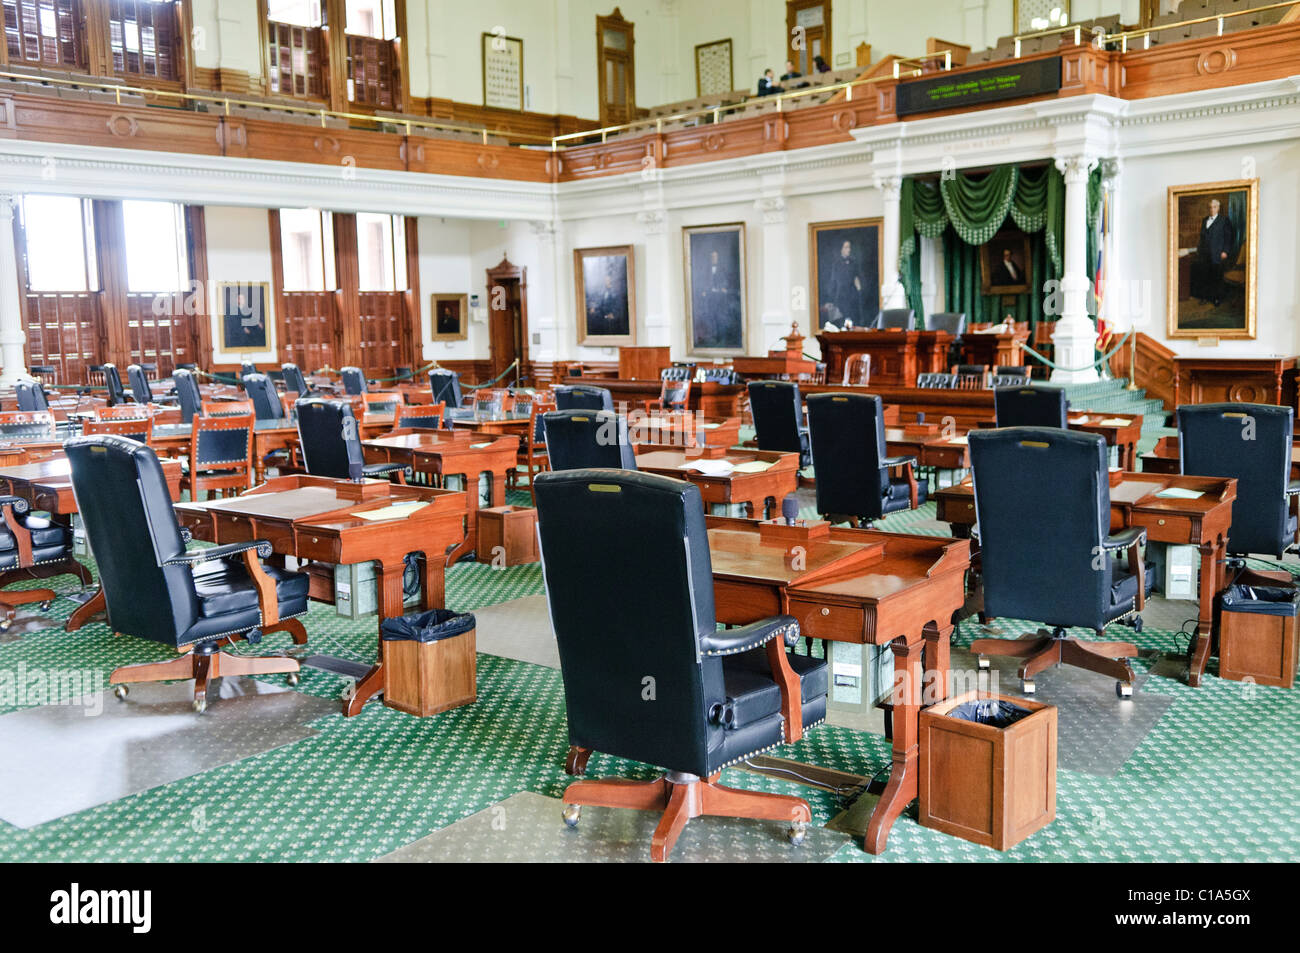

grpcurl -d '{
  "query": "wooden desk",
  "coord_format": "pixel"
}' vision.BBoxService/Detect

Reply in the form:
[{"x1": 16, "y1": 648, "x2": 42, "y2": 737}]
[
  {"x1": 0, "y1": 455, "x2": 182, "y2": 516},
  {"x1": 961, "y1": 329, "x2": 1028, "y2": 368},
  {"x1": 361, "y1": 430, "x2": 518, "y2": 562},
  {"x1": 1066, "y1": 413, "x2": 1144, "y2": 471},
  {"x1": 934, "y1": 472, "x2": 1236, "y2": 686},
  {"x1": 630, "y1": 414, "x2": 741, "y2": 449},
  {"x1": 706, "y1": 516, "x2": 970, "y2": 853},
  {"x1": 563, "y1": 376, "x2": 746, "y2": 417},
  {"x1": 815, "y1": 330, "x2": 952, "y2": 386},
  {"x1": 444, "y1": 408, "x2": 532, "y2": 437},
  {"x1": 884, "y1": 428, "x2": 970, "y2": 472},
  {"x1": 732, "y1": 353, "x2": 819, "y2": 380},
  {"x1": 174, "y1": 474, "x2": 468, "y2": 716},
  {"x1": 634, "y1": 447, "x2": 800, "y2": 519}
]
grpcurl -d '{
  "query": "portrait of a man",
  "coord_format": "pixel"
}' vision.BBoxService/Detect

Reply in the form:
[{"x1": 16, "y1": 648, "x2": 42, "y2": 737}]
[
  {"x1": 810, "y1": 219, "x2": 881, "y2": 330},
  {"x1": 218, "y1": 282, "x2": 269, "y2": 351},
  {"x1": 684, "y1": 225, "x2": 746, "y2": 353},
  {"x1": 1168, "y1": 179, "x2": 1257, "y2": 339},
  {"x1": 431, "y1": 294, "x2": 468, "y2": 341},
  {"x1": 980, "y1": 233, "x2": 1033, "y2": 295},
  {"x1": 575, "y1": 247, "x2": 635, "y2": 345}
]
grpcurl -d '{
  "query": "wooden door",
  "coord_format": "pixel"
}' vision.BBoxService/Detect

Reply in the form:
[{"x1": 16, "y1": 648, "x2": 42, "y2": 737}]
[
  {"x1": 486, "y1": 257, "x2": 527, "y2": 385},
  {"x1": 596, "y1": 8, "x2": 635, "y2": 127},
  {"x1": 786, "y1": 0, "x2": 831, "y2": 76}
]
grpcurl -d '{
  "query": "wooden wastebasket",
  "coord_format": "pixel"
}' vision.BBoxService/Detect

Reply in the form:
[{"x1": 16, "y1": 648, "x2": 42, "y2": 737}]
[
  {"x1": 919, "y1": 691, "x2": 1057, "y2": 850},
  {"x1": 476, "y1": 505, "x2": 539, "y2": 566},
  {"x1": 1219, "y1": 588, "x2": 1299, "y2": 688},
  {"x1": 381, "y1": 611, "x2": 477, "y2": 717}
]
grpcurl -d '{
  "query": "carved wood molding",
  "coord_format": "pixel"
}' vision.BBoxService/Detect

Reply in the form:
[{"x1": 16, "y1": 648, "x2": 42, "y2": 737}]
[
  {"x1": 1196, "y1": 47, "x2": 1238, "y2": 74},
  {"x1": 106, "y1": 114, "x2": 139, "y2": 138}
]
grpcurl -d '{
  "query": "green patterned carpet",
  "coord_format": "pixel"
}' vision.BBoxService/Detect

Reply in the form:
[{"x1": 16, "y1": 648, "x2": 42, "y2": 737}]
[{"x1": 1, "y1": 488, "x2": 1297, "y2": 862}]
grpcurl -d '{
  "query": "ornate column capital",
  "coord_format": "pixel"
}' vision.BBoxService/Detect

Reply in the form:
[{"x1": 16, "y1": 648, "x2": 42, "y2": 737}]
[
  {"x1": 1097, "y1": 157, "x2": 1121, "y2": 184},
  {"x1": 873, "y1": 174, "x2": 903, "y2": 201},
  {"x1": 636, "y1": 209, "x2": 667, "y2": 235},
  {"x1": 754, "y1": 195, "x2": 787, "y2": 225},
  {"x1": 1054, "y1": 154, "x2": 1098, "y2": 185}
]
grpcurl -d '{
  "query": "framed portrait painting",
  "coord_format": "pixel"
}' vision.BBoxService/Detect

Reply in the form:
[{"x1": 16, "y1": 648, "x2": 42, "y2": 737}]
[
  {"x1": 1167, "y1": 178, "x2": 1258, "y2": 339},
  {"x1": 980, "y1": 231, "x2": 1033, "y2": 296},
  {"x1": 574, "y1": 246, "x2": 636, "y2": 347},
  {"x1": 683, "y1": 224, "x2": 746, "y2": 355},
  {"x1": 809, "y1": 218, "x2": 881, "y2": 330},
  {"x1": 216, "y1": 281, "x2": 270, "y2": 352},
  {"x1": 431, "y1": 294, "x2": 469, "y2": 341}
]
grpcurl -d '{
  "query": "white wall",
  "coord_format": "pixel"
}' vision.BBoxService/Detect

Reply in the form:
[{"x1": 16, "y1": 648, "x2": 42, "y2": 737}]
[{"x1": 204, "y1": 206, "x2": 278, "y2": 367}]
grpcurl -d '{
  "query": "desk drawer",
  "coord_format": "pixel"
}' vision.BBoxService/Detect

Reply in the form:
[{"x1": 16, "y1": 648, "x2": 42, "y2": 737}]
[
  {"x1": 788, "y1": 598, "x2": 866, "y2": 643},
  {"x1": 1131, "y1": 512, "x2": 1195, "y2": 543}
]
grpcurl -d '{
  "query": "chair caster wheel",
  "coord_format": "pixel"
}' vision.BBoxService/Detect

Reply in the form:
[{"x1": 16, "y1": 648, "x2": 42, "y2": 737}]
[
  {"x1": 0, "y1": 619, "x2": 10, "y2": 632},
  {"x1": 1020, "y1": 678, "x2": 1036, "y2": 695},
  {"x1": 788, "y1": 821, "x2": 808, "y2": 846},
  {"x1": 977, "y1": 656, "x2": 990, "y2": 671},
  {"x1": 286, "y1": 672, "x2": 300, "y2": 687},
  {"x1": 1131, "y1": 616, "x2": 1143, "y2": 634},
  {"x1": 1117, "y1": 681, "x2": 1134, "y2": 699},
  {"x1": 113, "y1": 684, "x2": 128, "y2": 701},
  {"x1": 192, "y1": 698, "x2": 207, "y2": 713},
  {"x1": 562, "y1": 805, "x2": 581, "y2": 828},
  {"x1": 40, "y1": 600, "x2": 53, "y2": 611}
]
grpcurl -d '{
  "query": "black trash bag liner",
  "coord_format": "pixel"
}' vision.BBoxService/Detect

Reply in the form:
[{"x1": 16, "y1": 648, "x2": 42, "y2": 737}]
[
  {"x1": 380, "y1": 608, "x2": 475, "y2": 643},
  {"x1": 1219, "y1": 584, "x2": 1300, "y2": 617},
  {"x1": 946, "y1": 699, "x2": 1033, "y2": 729}
]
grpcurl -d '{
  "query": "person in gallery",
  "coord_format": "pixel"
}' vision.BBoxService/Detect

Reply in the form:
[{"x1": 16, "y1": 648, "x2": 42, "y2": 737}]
[
  {"x1": 780, "y1": 60, "x2": 802, "y2": 81},
  {"x1": 823, "y1": 238, "x2": 866, "y2": 328},
  {"x1": 1190, "y1": 197, "x2": 1234, "y2": 307},
  {"x1": 757, "y1": 69, "x2": 783, "y2": 96},
  {"x1": 813, "y1": 55, "x2": 831, "y2": 73}
]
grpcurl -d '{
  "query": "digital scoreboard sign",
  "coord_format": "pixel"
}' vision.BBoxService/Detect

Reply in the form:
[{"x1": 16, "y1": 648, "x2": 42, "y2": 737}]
[{"x1": 895, "y1": 57, "x2": 1062, "y2": 117}]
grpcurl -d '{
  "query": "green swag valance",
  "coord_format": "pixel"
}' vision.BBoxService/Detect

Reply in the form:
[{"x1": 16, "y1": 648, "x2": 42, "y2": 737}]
[{"x1": 899, "y1": 162, "x2": 1067, "y2": 279}]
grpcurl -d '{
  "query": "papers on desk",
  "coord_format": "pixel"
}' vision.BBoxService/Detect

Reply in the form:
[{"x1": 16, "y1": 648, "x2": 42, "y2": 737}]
[
  {"x1": 701, "y1": 423, "x2": 721, "y2": 430},
  {"x1": 680, "y1": 460, "x2": 734, "y2": 476},
  {"x1": 732, "y1": 461, "x2": 773, "y2": 474},
  {"x1": 1099, "y1": 417, "x2": 1132, "y2": 427},
  {"x1": 1155, "y1": 487, "x2": 1204, "y2": 500},
  {"x1": 355, "y1": 501, "x2": 429, "y2": 522},
  {"x1": 470, "y1": 442, "x2": 492, "y2": 449},
  {"x1": 1069, "y1": 416, "x2": 1091, "y2": 425},
  {"x1": 946, "y1": 436, "x2": 969, "y2": 446}
]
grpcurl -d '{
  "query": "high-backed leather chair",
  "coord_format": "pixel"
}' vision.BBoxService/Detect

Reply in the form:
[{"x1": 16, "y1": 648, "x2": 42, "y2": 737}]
[
  {"x1": 879, "y1": 308, "x2": 915, "y2": 330},
  {"x1": 281, "y1": 362, "x2": 312, "y2": 397},
  {"x1": 915, "y1": 372, "x2": 956, "y2": 389},
  {"x1": 99, "y1": 363, "x2": 129, "y2": 406},
  {"x1": 951, "y1": 364, "x2": 988, "y2": 390},
  {"x1": 65, "y1": 436, "x2": 309, "y2": 712},
  {"x1": 1178, "y1": 403, "x2": 1298, "y2": 559},
  {"x1": 183, "y1": 409, "x2": 254, "y2": 500},
  {"x1": 239, "y1": 361, "x2": 257, "y2": 389},
  {"x1": 747, "y1": 380, "x2": 810, "y2": 468},
  {"x1": 542, "y1": 410, "x2": 636, "y2": 471},
  {"x1": 534, "y1": 468, "x2": 826, "y2": 862},
  {"x1": 0, "y1": 492, "x2": 85, "y2": 633},
  {"x1": 14, "y1": 379, "x2": 49, "y2": 412},
  {"x1": 395, "y1": 403, "x2": 445, "y2": 430},
  {"x1": 341, "y1": 366, "x2": 368, "y2": 396},
  {"x1": 806, "y1": 393, "x2": 925, "y2": 525},
  {"x1": 429, "y1": 369, "x2": 463, "y2": 408},
  {"x1": 994, "y1": 384, "x2": 1068, "y2": 428},
  {"x1": 642, "y1": 377, "x2": 691, "y2": 413},
  {"x1": 553, "y1": 384, "x2": 614, "y2": 412},
  {"x1": 126, "y1": 364, "x2": 154, "y2": 405},
  {"x1": 172, "y1": 368, "x2": 202, "y2": 424},
  {"x1": 242, "y1": 373, "x2": 286, "y2": 422},
  {"x1": 968, "y1": 427, "x2": 1150, "y2": 696},
  {"x1": 295, "y1": 398, "x2": 409, "y2": 482},
  {"x1": 925, "y1": 311, "x2": 967, "y2": 337}
]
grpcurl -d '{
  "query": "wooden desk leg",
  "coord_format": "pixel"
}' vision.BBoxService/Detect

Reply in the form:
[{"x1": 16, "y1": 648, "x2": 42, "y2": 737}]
[
  {"x1": 421, "y1": 554, "x2": 448, "y2": 610},
  {"x1": 65, "y1": 587, "x2": 106, "y2": 632},
  {"x1": 1188, "y1": 537, "x2": 1224, "y2": 687},
  {"x1": 342, "y1": 558, "x2": 408, "y2": 717},
  {"x1": 922, "y1": 621, "x2": 952, "y2": 703},
  {"x1": 446, "y1": 472, "x2": 478, "y2": 565},
  {"x1": 864, "y1": 632, "x2": 923, "y2": 854}
]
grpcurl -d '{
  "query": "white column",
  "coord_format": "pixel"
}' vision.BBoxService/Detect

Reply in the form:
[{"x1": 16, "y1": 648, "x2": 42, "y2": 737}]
[
  {"x1": 528, "y1": 219, "x2": 561, "y2": 362},
  {"x1": 1050, "y1": 155, "x2": 1100, "y2": 384},
  {"x1": 876, "y1": 174, "x2": 906, "y2": 309},
  {"x1": 755, "y1": 194, "x2": 793, "y2": 354},
  {"x1": 636, "y1": 209, "x2": 673, "y2": 352},
  {"x1": 0, "y1": 196, "x2": 27, "y2": 387}
]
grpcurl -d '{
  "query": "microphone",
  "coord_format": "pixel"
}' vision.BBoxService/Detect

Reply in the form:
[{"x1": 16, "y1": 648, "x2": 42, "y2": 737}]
[
  {"x1": 348, "y1": 460, "x2": 364, "y2": 483},
  {"x1": 781, "y1": 495, "x2": 800, "y2": 527}
]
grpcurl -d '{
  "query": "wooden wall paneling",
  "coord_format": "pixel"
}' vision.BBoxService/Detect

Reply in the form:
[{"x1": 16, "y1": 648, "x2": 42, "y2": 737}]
[
  {"x1": 400, "y1": 135, "x2": 552, "y2": 180},
  {"x1": 660, "y1": 116, "x2": 768, "y2": 170},
  {"x1": 415, "y1": 97, "x2": 599, "y2": 142},
  {"x1": 402, "y1": 215, "x2": 421, "y2": 369},
  {"x1": 91, "y1": 199, "x2": 132, "y2": 369},
  {"x1": 332, "y1": 212, "x2": 361, "y2": 369},
  {"x1": 357, "y1": 291, "x2": 406, "y2": 372},
  {"x1": 185, "y1": 205, "x2": 210, "y2": 366},
  {"x1": 236, "y1": 118, "x2": 406, "y2": 170},
  {"x1": 1119, "y1": 22, "x2": 1300, "y2": 99},
  {"x1": 6, "y1": 93, "x2": 222, "y2": 155},
  {"x1": 555, "y1": 134, "x2": 656, "y2": 179},
  {"x1": 270, "y1": 210, "x2": 339, "y2": 374}
]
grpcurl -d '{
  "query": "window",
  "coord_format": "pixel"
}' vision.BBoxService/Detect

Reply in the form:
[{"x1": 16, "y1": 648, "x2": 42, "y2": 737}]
[
  {"x1": 345, "y1": 0, "x2": 395, "y2": 40},
  {"x1": 279, "y1": 208, "x2": 336, "y2": 291},
  {"x1": 267, "y1": 0, "x2": 326, "y2": 99},
  {"x1": 20, "y1": 195, "x2": 97, "y2": 292},
  {"x1": 107, "y1": 0, "x2": 179, "y2": 82},
  {"x1": 122, "y1": 200, "x2": 187, "y2": 292},
  {"x1": 3, "y1": 0, "x2": 84, "y2": 68},
  {"x1": 356, "y1": 213, "x2": 406, "y2": 291},
  {"x1": 266, "y1": 0, "x2": 322, "y2": 28}
]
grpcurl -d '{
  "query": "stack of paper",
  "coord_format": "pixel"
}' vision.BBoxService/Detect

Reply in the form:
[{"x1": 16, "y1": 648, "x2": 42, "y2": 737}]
[
  {"x1": 355, "y1": 501, "x2": 430, "y2": 522},
  {"x1": 680, "y1": 459, "x2": 735, "y2": 476}
]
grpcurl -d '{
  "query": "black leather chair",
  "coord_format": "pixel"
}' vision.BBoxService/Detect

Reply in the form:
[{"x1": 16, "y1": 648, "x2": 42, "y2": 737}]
[
  {"x1": 341, "y1": 366, "x2": 368, "y2": 396},
  {"x1": 98, "y1": 363, "x2": 129, "y2": 406},
  {"x1": 1178, "y1": 403, "x2": 1299, "y2": 560},
  {"x1": 14, "y1": 379, "x2": 49, "y2": 412},
  {"x1": 916, "y1": 372, "x2": 956, "y2": 389},
  {"x1": 65, "y1": 436, "x2": 309, "y2": 712},
  {"x1": 806, "y1": 393, "x2": 926, "y2": 525},
  {"x1": 534, "y1": 468, "x2": 826, "y2": 862},
  {"x1": 239, "y1": 361, "x2": 257, "y2": 389},
  {"x1": 295, "y1": 398, "x2": 409, "y2": 482},
  {"x1": 243, "y1": 373, "x2": 286, "y2": 422},
  {"x1": 747, "y1": 380, "x2": 810, "y2": 469},
  {"x1": 988, "y1": 372, "x2": 1031, "y2": 388},
  {"x1": 542, "y1": 410, "x2": 636, "y2": 471},
  {"x1": 925, "y1": 311, "x2": 967, "y2": 337},
  {"x1": 394, "y1": 366, "x2": 413, "y2": 381},
  {"x1": 126, "y1": 364, "x2": 153, "y2": 405},
  {"x1": 968, "y1": 427, "x2": 1150, "y2": 696},
  {"x1": 553, "y1": 384, "x2": 614, "y2": 412},
  {"x1": 281, "y1": 362, "x2": 313, "y2": 397},
  {"x1": 429, "y1": 368, "x2": 463, "y2": 408},
  {"x1": 172, "y1": 368, "x2": 202, "y2": 424},
  {"x1": 879, "y1": 308, "x2": 915, "y2": 330},
  {"x1": 0, "y1": 492, "x2": 87, "y2": 633},
  {"x1": 994, "y1": 384, "x2": 1068, "y2": 428}
]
